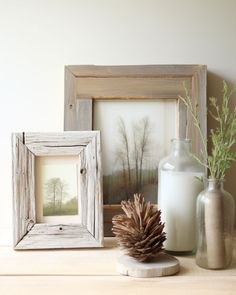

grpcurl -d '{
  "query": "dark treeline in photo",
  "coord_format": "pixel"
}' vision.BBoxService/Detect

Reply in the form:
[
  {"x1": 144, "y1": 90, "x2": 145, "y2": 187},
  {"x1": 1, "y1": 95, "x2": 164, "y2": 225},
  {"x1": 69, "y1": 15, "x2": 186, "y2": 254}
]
[
  {"x1": 104, "y1": 116, "x2": 158, "y2": 204},
  {"x1": 43, "y1": 177, "x2": 78, "y2": 216}
]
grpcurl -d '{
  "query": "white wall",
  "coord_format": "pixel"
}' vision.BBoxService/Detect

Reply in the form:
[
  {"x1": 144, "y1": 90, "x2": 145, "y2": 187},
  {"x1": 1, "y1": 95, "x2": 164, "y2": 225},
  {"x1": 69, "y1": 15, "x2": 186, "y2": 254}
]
[{"x1": 0, "y1": 0, "x2": 236, "y2": 245}]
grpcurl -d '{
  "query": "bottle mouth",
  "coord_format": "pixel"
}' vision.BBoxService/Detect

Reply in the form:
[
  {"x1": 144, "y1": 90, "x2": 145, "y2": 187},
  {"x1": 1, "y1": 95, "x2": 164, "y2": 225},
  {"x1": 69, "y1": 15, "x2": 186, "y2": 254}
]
[
  {"x1": 171, "y1": 138, "x2": 191, "y2": 153},
  {"x1": 207, "y1": 178, "x2": 225, "y2": 183}
]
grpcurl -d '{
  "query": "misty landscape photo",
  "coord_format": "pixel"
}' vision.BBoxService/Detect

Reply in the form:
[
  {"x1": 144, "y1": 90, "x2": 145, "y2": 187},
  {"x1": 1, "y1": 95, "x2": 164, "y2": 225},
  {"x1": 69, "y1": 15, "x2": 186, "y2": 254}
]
[
  {"x1": 42, "y1": 164, "x2": 78, "y2": 216},
  {"x1": 103, "y1": 116, "x2": 158, "y2": 203},
  {"x1": 94, "y1": 100, "x2": 176, "y2": 204}
]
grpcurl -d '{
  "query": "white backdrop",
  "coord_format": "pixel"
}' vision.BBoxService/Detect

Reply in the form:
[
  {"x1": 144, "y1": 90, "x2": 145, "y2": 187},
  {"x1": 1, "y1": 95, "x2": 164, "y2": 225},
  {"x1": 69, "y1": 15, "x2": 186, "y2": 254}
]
[{"x1": 0, "y1": 0, "x2": 236, "y2": 245}]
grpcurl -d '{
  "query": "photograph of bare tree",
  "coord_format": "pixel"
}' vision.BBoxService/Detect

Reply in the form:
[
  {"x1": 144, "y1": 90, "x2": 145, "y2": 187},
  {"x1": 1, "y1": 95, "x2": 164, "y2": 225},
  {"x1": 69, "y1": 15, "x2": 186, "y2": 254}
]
[
  {"x1": 94, "y1": 100, "x2": 176, "y2": 204},
  {"x1": 41, "y1": 164, "x2": 78, "y2": 216}
]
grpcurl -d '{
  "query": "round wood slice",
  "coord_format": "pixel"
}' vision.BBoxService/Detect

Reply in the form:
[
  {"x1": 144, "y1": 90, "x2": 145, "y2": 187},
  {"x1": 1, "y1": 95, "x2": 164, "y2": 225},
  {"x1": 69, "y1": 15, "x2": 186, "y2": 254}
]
[{"x1": 117, "y1": 253, "x2": 180, "y2": 278}]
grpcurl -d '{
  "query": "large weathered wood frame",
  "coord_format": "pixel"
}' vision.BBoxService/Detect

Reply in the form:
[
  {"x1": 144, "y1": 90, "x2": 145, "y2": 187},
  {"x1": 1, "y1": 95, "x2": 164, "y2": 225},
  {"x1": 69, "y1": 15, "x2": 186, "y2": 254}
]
[
  {"x1": 64, "y1": 65, "x2": 207, "y2": 236},
  {"x1": 12, "y1": 131, "x2": 103, "y2": 249}
]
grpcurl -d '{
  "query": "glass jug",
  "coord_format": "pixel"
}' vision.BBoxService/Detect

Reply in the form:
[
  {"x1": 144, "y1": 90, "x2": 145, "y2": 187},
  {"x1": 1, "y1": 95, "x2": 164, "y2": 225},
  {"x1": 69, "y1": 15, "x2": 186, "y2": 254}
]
[{"x1": 158, "y1": 138, "x2": 204, "y2": 252}]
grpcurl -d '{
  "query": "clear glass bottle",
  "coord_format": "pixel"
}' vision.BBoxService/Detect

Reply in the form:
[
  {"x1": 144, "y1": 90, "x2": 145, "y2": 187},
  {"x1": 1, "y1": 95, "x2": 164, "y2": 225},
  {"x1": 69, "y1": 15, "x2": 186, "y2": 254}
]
[
  {"x1": 196, "y1": 179, "x2": 235, "y2": 269},
  {"x1": 158, "y1": 138, "x2": 205, "y2": 253}
]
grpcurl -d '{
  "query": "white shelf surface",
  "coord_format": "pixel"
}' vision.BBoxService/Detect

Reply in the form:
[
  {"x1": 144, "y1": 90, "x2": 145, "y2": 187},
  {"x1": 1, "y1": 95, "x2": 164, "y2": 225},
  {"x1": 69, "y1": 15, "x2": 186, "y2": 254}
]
[{"x1": 0, "y1": 238, "x2": 235, "y2": 295}]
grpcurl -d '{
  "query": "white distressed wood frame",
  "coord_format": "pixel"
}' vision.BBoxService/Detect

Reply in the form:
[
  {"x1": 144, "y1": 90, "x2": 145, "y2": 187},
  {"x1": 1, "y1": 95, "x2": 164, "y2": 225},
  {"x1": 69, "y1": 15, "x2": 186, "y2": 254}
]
[
  {"x1": 64, "y1": 65, "x2": 207, "y2": 236},
  {"x1": 12, "y1": 131, "x2": 103, "y2": 249}
]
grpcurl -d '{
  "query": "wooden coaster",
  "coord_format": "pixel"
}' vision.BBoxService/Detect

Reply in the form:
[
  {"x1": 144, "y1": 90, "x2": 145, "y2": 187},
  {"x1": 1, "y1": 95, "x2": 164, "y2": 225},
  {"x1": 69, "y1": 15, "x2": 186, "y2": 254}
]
[{"x1": 117, "y1": 253, "x2": 180, "y2": 278}]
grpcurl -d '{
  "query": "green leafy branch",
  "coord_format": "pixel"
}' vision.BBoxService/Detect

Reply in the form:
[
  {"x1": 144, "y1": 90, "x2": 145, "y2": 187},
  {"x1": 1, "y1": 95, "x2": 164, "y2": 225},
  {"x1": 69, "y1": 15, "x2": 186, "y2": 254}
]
[{"x1": 179, "y1": 81, "x2": 236, "y2": 180}]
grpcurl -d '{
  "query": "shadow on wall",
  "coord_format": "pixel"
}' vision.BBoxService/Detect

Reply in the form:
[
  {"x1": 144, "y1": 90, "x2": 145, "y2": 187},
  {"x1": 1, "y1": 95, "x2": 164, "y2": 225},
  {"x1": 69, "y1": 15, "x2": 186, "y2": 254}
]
[{"x1": 207, "y1": 72, "x2": 236, "y2": 227}]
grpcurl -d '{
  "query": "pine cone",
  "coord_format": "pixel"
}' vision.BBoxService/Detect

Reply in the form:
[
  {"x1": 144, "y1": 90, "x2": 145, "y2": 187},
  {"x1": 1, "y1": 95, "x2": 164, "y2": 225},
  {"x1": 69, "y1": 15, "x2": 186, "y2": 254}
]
[{"x1": 112, "y1": 194, "x2": 166, "y2": 262}]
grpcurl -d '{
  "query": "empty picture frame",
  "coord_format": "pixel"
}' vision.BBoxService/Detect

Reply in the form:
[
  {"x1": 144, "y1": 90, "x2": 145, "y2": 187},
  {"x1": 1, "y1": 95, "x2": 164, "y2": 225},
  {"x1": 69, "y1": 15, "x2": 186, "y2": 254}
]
[
  {"x1": 64, "y1": 65, "x2": 207, "y2": 236},
  {"x1": 12, "y1": 131, "x2": 103, "y2": 249}
]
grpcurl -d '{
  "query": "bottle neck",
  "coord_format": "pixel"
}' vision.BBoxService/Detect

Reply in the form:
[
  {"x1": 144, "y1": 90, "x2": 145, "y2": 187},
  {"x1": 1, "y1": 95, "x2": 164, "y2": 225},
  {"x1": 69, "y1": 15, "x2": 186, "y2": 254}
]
[
  {"x1": 171, "y1": 139, "x2": 191, "y2": 157},
  {"x1": 207, "y1": 179, "x2": 224, "y2": 191}
]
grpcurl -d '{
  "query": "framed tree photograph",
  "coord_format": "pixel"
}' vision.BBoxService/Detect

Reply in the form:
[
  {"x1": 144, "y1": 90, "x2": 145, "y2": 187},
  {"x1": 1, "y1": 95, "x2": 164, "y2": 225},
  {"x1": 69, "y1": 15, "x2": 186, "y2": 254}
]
[
  {"x1": 64, "y1": 65, "x2": 207, "y2": 235},
  {"x1": 12, "y1": 131, "x2": 103, "y2": 249},
  {"x1": 93, "y1": 100, "x2": 175, "y2": 205},
  {"x1": 36, "y1": 156, "x2": 80, "y2": 224}
]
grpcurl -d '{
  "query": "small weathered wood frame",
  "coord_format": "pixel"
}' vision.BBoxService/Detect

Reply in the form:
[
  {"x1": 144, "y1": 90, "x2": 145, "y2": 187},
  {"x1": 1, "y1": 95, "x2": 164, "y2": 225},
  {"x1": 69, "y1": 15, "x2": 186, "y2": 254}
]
[
  {"x1": 12, "y1": 131, "x2": 103, "y2": 249},
  {"x1": 64, "y1": 65, "x2": 207, "y2": 236}
]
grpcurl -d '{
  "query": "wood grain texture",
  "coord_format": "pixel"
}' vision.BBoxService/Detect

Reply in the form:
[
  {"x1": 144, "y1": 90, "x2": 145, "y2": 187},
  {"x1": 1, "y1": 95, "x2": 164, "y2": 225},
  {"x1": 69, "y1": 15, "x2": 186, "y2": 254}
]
[
  {"x1": 0, "y1": 237, "x2": 235, "y2": 275},
  {"x1": 117, "y1": 253, "x2": 180, "y2": 277},
  {"x1": 67, "y1": 64, "x2": 206, "y2": 77},
  {"x1": 75, "y1": 98, "x2": 93, "y2": 130},
  {"x1": 0, "y1": 276, "x2": 235, "y2": 295},
  {"x1": 24, "y1": 131, "x2": 96, "y2": 156},
  {"x1": 64, "y1": 65, "x2": 207, "y2": 236},
  {"x1": 12, "y1": 131, "x2": 103, "y2": 249},
  {"x1": 64, "y1": 67, "x2": 78, "y2": 131},
  {"x1": 103, "y1": 205, "x2": 124, "y2": 236},
  {"x1": 193, "y1": 66, "x2": 207, "y2": 156},
  {"x1": 15, "y1": 224, "x2": 101, "y2": 249},
  {"x1": 0, "y1": 237, "x2": 235, "y2": 295},
  {"x1": 75, "y1": 77, "x2": 192, "y2": 99},
  {"x1": 12, "y1": 134, "x2": 36, "y2": 247}
]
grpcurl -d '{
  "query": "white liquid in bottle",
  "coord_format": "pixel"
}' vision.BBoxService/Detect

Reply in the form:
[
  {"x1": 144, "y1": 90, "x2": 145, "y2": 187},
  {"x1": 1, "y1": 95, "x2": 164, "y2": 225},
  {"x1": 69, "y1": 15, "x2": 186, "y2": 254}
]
[{"x1": 158, "y1": 170, "x2": 204, "y2": 252}]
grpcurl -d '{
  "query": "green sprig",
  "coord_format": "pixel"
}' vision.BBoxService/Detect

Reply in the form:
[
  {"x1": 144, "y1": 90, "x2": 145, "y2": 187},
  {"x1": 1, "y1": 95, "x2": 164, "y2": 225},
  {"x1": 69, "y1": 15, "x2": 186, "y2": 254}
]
[{"x1": 179, "y1": 81, "x2": 236, "y2": 180}]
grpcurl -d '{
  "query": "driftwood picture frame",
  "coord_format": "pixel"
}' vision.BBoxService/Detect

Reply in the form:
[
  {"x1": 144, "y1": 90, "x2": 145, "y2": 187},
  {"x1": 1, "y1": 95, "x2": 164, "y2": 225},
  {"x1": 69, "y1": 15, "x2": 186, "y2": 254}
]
[
  {"x1": 12, "y1": 131, "x2": 103, "y2": 249},
  {"x1": 64, "y1": 65, "x2": 207, "y2": 236}
]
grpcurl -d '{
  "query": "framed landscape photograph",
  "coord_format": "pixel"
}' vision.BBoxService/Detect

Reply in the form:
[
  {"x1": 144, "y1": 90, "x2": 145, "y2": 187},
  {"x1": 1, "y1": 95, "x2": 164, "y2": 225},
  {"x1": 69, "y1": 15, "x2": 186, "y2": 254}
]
[
  {"x1": 36, "y1": 156, "x2": 80, "y2": 224},
  {"x1": 93, "y1": 99, "x2": 176, "y2": 205},
  {"x1": 64, "y1": 64, "x2": 207, "y2": 235},
  {"x1": 12, "y1": 131, "x2": 103, "y2": 249}
]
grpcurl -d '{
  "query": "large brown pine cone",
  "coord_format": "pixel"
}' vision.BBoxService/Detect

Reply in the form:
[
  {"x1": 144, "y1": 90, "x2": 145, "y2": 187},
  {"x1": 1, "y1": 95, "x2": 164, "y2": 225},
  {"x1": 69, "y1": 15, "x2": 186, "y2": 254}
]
[{"x1": 112, "y1": 194, "x2": 166, "y2": 262}]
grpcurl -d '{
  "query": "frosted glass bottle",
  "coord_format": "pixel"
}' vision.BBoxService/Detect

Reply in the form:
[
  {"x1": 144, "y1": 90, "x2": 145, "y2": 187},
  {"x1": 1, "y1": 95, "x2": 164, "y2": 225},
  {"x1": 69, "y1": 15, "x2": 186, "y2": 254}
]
[
  {"x1": 158, "y1": 139, "x2": 204, "y2": 253},
  {"x1": 196, "y1": 179, "x2": 235, "y2": 269}
]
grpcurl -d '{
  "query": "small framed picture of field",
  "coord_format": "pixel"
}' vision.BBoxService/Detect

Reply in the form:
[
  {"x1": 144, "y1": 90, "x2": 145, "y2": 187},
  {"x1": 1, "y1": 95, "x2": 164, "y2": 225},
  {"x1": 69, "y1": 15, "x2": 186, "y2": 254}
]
[
  {"x1": 12, "y1": 131, "x2": 103, "y2": 249},
  {"x1": 36, "y1": 156, "x2": 80, "y2": 224}
]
